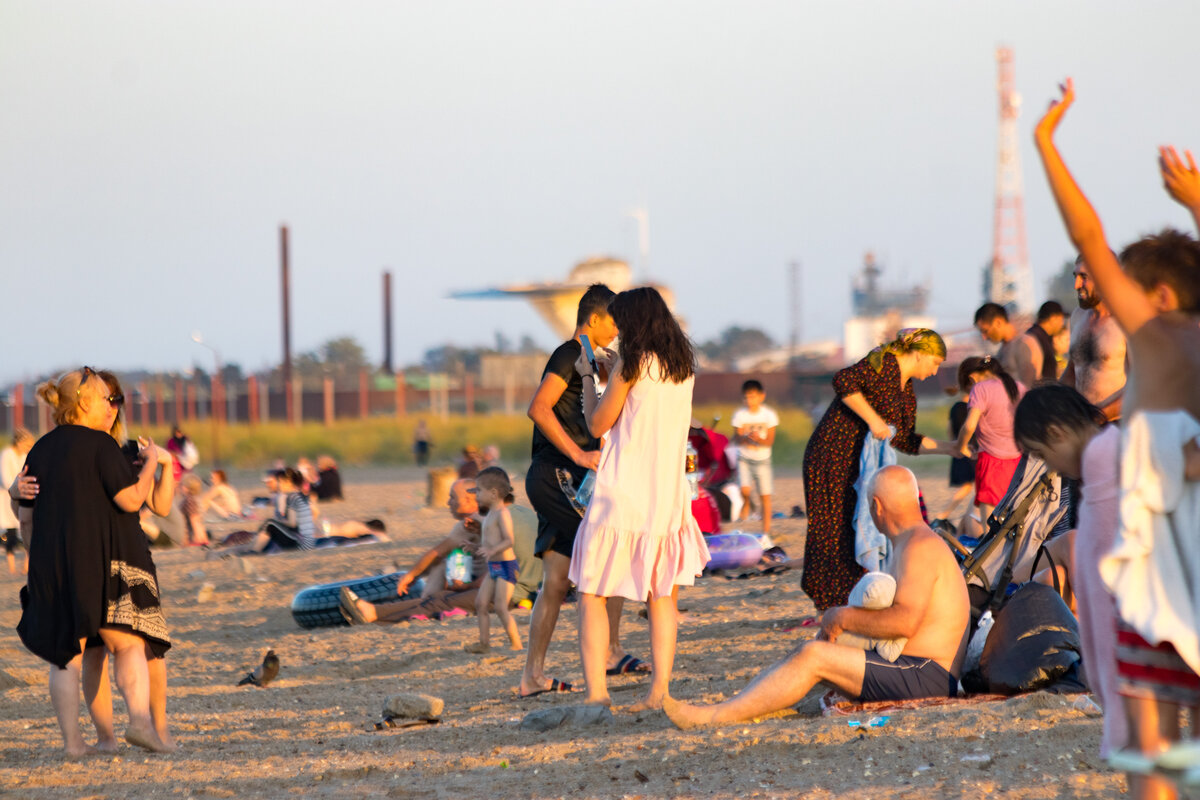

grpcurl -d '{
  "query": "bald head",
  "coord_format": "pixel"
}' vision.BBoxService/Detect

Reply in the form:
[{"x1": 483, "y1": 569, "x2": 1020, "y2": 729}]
[
  {"x1": 866, "y1": 465, "x2": 924, "y2": 535},
  {"x1": 447, "y1": 478, "x2": 479, "y2": 518}
]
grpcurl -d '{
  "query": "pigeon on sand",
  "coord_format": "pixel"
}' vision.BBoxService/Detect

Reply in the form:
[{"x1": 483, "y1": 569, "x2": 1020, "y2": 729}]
[{"x1": 237, "y1": 649, "x2": 280, "y2": 687}]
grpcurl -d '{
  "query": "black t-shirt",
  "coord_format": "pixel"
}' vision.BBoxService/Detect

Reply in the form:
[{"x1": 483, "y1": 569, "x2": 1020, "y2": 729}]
[{"x1": 530, "y1": 339, "x2": 600, "y2": 467}]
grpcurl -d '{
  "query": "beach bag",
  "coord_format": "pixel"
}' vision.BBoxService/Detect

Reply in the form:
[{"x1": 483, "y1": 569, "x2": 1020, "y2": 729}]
[{"x1": 969, "y1": 581, "x2": 1080, "y2": 695}]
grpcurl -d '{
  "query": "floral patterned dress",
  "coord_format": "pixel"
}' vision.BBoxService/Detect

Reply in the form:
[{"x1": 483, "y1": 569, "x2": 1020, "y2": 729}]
[{"x1": 801, "y1": 353, "x2": 923, "y2": 611}]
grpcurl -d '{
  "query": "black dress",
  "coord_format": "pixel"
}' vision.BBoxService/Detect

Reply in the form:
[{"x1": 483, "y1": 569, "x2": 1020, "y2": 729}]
[{"x1": 17, "y1": 426, "x2": 171, "y2": 669}]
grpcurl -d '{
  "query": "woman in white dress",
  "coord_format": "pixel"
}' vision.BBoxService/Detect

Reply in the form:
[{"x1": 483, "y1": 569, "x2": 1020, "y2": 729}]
[{"x1": 569, "y1": 287, "x2": 710, "y2": 710}]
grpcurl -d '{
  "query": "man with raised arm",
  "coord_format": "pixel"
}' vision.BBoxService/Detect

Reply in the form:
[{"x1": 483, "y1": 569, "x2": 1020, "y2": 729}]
[
  {"x1": 1060, "y1": 254, "x2": 1127, "y2": 422},
  {"x1": 665, "y1": 465, "x2": 969, "y2": 729},
  {"x1": 1035, "y1": 78, "x2": 1200, "y2": 800},
  {"x1": 519, "y1": 284, "x2": 650, "y2": 698}
]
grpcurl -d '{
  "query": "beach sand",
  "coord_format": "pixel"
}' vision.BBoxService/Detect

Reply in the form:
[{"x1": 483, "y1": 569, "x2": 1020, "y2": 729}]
[{"x1": 0, "y1": 469, "x2": 1122, "y2": 798}]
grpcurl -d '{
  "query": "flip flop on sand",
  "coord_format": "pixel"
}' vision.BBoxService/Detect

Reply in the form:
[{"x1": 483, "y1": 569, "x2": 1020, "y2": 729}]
[
  {"x1": 606, "y1": 655, "x2": 651, "y2": 675},
  {"x1": 339, "y1": 587, "x2": 369, "y2": 625},
  {"x1": 519, "y1": 678, "x2": 575, "y2": 698}
]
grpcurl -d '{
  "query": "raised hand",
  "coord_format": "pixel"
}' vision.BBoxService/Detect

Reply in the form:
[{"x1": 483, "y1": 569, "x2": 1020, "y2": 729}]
[
  {"x1": 1034, "y1": 78, "x2": 1075, "y2": 141},
  {"x1": 1160, "y1": 146, "x2": 1200, "y2": 212}
]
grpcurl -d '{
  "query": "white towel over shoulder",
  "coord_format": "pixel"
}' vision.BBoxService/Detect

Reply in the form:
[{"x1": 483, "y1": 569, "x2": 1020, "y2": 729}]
[{"x1": 1099, "y1": 410, "x2": 1200, "y2": 675}]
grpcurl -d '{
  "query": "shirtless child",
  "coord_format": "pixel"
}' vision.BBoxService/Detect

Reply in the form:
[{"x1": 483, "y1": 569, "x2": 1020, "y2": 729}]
[
  {"x1": 1061, "y1": 254, "x2": 1127, "y2": 421},
  {"x1": 665, "y1": 466, "x2": 969, "y2": 729},
  {"x1": 1036, "y1": 79, "x2": 1200, "y2": 799},
  {"x1": 465, "y1": 467, "x2": 522, "y2": 653}
]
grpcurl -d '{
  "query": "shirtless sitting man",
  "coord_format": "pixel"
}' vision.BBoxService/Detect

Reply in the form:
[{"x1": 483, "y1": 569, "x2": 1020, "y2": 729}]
[
  {"x1": 1061, "y1": 254, "x2": 1127, "y2": 422},
  {"x1": 665, "y1": 465, "x2": 969, "y2": 729},
  {"x1": 340, "y1": 477, "x2": 540, "y2": 624}
]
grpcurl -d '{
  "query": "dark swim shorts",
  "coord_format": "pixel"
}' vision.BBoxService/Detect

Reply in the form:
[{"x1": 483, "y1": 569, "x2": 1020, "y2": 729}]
[
  {"x1": 525, "y1": 461, "x2": 588, "y2": 559},
  {"x1": 487, "y1": 559, "x2": 519, "y2": 585},
  {"x1": 857, "y1": 652, "x2": 958, "y2": 702}
]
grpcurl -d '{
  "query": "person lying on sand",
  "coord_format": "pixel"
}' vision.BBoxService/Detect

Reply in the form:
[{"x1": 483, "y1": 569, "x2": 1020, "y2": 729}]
[
  {"x1": 665, "y1": 465, "x2": 969, "y2": 729},
  {"x1": 340, "y1": 478, "x2": 540, "y2": 624}
]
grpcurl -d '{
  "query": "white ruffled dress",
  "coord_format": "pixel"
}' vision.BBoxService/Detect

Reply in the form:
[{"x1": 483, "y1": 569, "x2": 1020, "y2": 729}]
[{"x1": 568, "y1": 357, "x2": 710, "y2": 601}]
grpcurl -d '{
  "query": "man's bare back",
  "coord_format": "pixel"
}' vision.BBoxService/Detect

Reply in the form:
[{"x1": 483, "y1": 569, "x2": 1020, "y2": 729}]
[
  {"x1": 1067, "y1": 306, "x2": 1127, "y2": 416},
  {"x1": 879, "y1": 525, "x2": 970, "y2": 675}
]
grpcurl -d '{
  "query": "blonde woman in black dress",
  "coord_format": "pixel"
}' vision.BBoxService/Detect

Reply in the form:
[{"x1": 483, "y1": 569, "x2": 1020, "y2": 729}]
[{"x1": 16, "y1": 368, "x2": 173, "y2": 755}]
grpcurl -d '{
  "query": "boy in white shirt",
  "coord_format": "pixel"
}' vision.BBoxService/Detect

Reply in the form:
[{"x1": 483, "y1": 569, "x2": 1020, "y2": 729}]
[{"x1": 732, "y1": 380, "x2": 779, "y2": 535}]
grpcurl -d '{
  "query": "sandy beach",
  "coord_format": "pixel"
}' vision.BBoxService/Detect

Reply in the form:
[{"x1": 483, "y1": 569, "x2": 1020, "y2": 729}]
[{"x1": 0, "y1": 469, "x2": 1122, "y2": 799}]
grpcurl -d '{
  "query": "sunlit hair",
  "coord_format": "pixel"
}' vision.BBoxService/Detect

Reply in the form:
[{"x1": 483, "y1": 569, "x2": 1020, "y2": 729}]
[
  {"x1": 609, "y1": 287, "x2": 695, "y2": 384},
  {"x1": 1014, "y1": 384, "x2": 1106, "y2": 453},
  {"x1": 575, "y1": 283, "x2": 616, "y2": 328},
  {"x1": 181, "y1": 474, "x2": 203, "y2": 494},
  {"x1": 100, "y1": 370, "x2": 127, "y2": 445},
  {"x1": 475, "y1": 465, "x2": 515, "y2": 503},
  {"x1": 866, "y1": 328, "x2": 946, "y2": 374},
  {"x1": 1121, "y1": 228, "x2": 1200, "y2": 312},
  {"x1": 211, "y1": 469, "x2": 228, "y2": 484},
  {"x1": 37, "y1": 368, "x2": 106, "y2": 426},
  {"x1": 12, "y1": 427, "x2": 34, "y2": 449},
  {"x1": 956, "y1": 355, "x2": 1019, "y2": 404}
]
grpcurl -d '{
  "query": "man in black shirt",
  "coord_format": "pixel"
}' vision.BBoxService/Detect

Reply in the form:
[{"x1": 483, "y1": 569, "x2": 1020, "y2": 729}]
[{"x1": 519, "y1": 284, "x2": 644, "y2": 697}]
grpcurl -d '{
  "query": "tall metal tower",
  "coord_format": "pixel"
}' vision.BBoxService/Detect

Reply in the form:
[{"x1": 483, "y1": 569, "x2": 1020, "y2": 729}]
[{"x1": 988, "y1": 46, "x2": 1034, "y2": 314}]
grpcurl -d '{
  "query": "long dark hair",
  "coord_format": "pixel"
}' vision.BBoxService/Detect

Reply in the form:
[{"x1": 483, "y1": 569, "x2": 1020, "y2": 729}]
[
  {"x1": 609, "y1": 287, "x2": 695, "y2": 384},
  {"x1": 1014, "y1": 384, "x2": 1106, "y2": 451},
  {"x1": 957, "y1": 355, "x2": 1019, "y2": 404}
]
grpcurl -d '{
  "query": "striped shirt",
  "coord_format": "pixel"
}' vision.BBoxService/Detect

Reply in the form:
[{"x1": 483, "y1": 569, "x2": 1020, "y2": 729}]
[{"x1": 277, "y1": 492, "x2": 316, "y2": 550}]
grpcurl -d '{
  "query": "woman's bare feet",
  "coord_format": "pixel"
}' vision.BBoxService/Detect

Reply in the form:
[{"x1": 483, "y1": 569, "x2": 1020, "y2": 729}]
[
  {"x1": 63, "y1": 742, "x2": 95, "y2": 759},
  {"x1": 93, "y1": 737, "x2": 119, "y2": 754},
  {"x1": 464, "y1": 641, "x2": 490, "y2": 654},
  {"x1": 582, "y1": 695, "x2": 613, "y2": 708},
  {"x1": 125, "y1": 725, "x2": 175, "y2": 753},
  {"x1": 662, "y1": 696, "x2": 718, "y2": 730},
  {"x1": 625, "y1": 692, "x2": 667, "y2": 713},
  {"x1": 155, "y1": 729, "x2": 178, "y2": 752}
]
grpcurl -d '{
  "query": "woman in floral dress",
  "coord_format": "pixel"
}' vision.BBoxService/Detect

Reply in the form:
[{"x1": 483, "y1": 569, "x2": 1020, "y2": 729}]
[{"x1": 801, "y1": 329, "x2": 947, "y2": 611}]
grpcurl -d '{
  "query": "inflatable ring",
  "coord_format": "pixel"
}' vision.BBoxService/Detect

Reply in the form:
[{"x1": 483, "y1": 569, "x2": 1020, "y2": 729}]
[
  {"x1": 291, "y1": 571, "x2": 425, "y2": 629},
  {"x1": 704, "y1": 532, "x2": 765, "y2": 571}
]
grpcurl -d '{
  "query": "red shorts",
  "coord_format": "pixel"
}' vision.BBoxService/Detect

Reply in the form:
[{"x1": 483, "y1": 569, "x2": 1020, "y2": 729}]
[{"x1": 974, "y1": 452, "x2": 1020, "y2": 506}]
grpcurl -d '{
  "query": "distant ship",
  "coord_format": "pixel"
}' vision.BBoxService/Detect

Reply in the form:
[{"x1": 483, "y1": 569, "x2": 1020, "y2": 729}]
[{"x1": 843, "y1": 252, "x2": 935, "y2": 362}]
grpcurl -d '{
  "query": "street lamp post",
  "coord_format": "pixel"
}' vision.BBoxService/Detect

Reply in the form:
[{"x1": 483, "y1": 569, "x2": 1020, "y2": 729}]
[{"x1": 191, "y1": 332, "x2": 221, "y2": 468}]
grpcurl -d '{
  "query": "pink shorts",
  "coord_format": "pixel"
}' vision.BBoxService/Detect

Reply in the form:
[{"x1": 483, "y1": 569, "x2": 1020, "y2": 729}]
[{"x1": 974, "y1": 452, "x2": 1020, "y2": 506}]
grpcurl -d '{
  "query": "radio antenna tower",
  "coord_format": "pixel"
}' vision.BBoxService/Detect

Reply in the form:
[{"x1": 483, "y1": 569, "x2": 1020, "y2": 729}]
[{"x1": 988, "y1": 46, "x2": 1034, "y2": 314}]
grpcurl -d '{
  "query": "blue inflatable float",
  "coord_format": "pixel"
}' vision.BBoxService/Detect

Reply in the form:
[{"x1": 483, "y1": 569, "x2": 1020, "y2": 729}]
[
  {"x1": 291, "y1": 571, "x2": 425, "y2": 629},
  {"x1": 704, "y1": 531, "x2": 765, "y2": 571}
]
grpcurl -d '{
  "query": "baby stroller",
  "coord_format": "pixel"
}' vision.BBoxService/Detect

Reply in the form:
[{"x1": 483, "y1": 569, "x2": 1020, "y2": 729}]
[{"x1": 933, "y1": 454, "x2": 1073, "y2": 626}]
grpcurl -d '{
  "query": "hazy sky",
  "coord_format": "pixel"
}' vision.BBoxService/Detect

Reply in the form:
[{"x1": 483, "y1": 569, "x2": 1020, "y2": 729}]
[{"x1": 3, "y1": 1, "x2": 1198, "y2": 385}]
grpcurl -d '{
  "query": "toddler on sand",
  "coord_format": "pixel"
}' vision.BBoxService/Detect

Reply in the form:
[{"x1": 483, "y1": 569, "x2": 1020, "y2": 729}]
[{"x1": 465, "y1": 467, "x2": 522, "y2": 653}]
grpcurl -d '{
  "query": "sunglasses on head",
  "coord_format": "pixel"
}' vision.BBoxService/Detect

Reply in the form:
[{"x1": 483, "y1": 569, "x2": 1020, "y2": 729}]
[
  {"x1": 77, "y1": 366, "x2": 96, "y2": 395},
  {"x1": 78, "y1": 367, "x2": 124, "y2": 407}
]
